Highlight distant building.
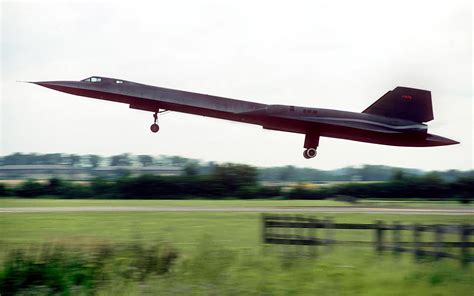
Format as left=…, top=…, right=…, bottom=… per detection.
left=0, top=165, right=183, bottom=180
left=93, top=166, right=183, bottom=178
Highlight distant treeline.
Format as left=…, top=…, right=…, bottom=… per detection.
left=0, top=165, right=472, bottom=203
left=1, top=152, right=473, bottom=182
left=0, top=163, right=278, bottom=199
left=0, top=153, right=193, bottom=169
left=287, top=173, right=473, bottom=203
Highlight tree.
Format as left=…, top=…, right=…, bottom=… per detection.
left=450, top=176, right=474, bottom=204
left=138, top=155, right=154, bottom=167
left=87, top=155, right=102, bottom=168
left=391, top=169, right=406, bottom=182
left=2, top=153, right=30, bottom=165
left=41, top=153, right=63, bottom=165
left=47, top=178, right=63, bottom=195
left=159, top=155, right=193, bottom=166
left=279, top=165, right=296, bottom=181
left=110, top=154, right=133, bottom=167
left=184, top=161, right=199, bottom=177
left=0, top=183, right=9, bottom=196
left=212, top=163, right=257, bottom=192
left=69, top=154, right=82, bottom=167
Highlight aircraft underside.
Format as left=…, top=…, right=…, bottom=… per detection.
left=140, top=105, right=455, bottom=159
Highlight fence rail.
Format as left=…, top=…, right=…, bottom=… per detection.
left=261, top=214, right=474, bottom=265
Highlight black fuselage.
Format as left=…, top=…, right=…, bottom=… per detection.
left=32, top=76, right=459, bottom=149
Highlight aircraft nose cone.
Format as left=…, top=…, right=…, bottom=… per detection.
left=32, top=81, right=49, bottom=86
left=28, top=80, right=82, bottom=96
left=31, top=81, right=60, bottom=88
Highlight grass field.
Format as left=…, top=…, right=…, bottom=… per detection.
left=1, top=199, right=473, bottom=295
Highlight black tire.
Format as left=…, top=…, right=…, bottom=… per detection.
left=150, top=123, right=160, bottom=133
left=307, top=148, right=317, bottom=158
left=303, top=150, right=310, bottom=159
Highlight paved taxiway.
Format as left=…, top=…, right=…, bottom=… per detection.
left=0, top=206, right=472, bottom=215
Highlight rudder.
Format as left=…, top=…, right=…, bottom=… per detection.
left=362, top=87, right=433, bottom=123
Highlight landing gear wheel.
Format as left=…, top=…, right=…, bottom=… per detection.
left=303, top=150, right=310, bottom=159
left=150, top=111, right=159, bottom=133
left=303, top=148, right=317, bottom=159
left=303, top=133, right=320, bottom=159
left=150, top=123, right=160, bottom=133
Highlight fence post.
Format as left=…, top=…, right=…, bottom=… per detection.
left=414, top=224, right=422, bottom=261
left=375, top=220, right=384, bottom=254
left=306, top=216, right=313, bottom=257
left=261, top=213, right=269, bottom=255
left=290, top=215, right=297, bottom=257
left=309, top=217, right=317, bottom=257
left=460, top=224, right=469, bottom=267
left=261, top=213, right=267, bottom=244
left=297, top=215, right=305, bottom=257
left=302, top=215, right=308, bottom=256
left=324, top=216, right=334, bottom=251
left=434, top=225, right=443, bottom=261
left=393, top=221, right=401, bottom=255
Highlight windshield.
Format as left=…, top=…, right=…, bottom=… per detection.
left=81, top=77, right=102, bottom=83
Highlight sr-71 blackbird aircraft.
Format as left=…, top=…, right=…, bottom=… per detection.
left=31, top=76, right=459, bottom=159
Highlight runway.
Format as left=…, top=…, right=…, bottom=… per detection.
left=0, top=206, right=473, bottom=215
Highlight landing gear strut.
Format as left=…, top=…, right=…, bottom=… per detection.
left=303, top=132, right=320, bottom=159
left=150, top=111, right=159, bottom=133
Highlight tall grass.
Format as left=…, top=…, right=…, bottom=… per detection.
left=2, top=237, right=472, bottom=295
left=0, top=242, right=178, bottom=295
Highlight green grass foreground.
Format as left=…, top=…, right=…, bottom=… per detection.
left=1, top=200, right=473, bottom=295
left=2, top=233, right=472, bottom=295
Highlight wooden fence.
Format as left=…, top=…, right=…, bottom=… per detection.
left=261, top=214, right=474, bottom=265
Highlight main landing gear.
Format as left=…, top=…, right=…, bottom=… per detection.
left=303, top=132, right=320, bottom=159
left=150, top=111, right=160, bottom=133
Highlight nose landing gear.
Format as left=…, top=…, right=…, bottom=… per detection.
left=150, top=111, right=159, bottom=133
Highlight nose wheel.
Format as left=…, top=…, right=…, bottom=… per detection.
left=150, top=111, right=160, bottom=133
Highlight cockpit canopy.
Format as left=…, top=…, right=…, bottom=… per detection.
left=81, top=76, right=125, bottom=84
left=82, top=76, right=101, bottom=83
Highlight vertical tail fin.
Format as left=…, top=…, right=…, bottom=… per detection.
left=362, top=87, right=434, bottom=123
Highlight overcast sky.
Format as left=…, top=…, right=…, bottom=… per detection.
left=1, top=0, right=472, bottom=170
